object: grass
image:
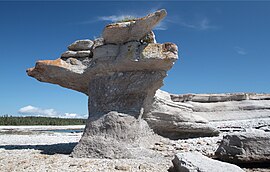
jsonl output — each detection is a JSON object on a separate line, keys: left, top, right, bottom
{"left": 116, "top": 16, "right": 137, "bottom": 23}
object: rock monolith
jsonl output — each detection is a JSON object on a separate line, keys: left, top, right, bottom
{"left": 27, "top": 9, "right": 179, "bottom": 158}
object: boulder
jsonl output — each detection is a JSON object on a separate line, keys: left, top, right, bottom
{"left": 172, "top": 152, "right": 244, "bottom": 172}
{"left": 102, "top": 9, "right": 166, "bottom": 44}
{"left": 215, "top": 130, "right": 270, "bottom": 163}
{"left": 144, "top": 90, "right": 219, "bottom": 139}
{"left": 68, "top": 39, "right": 94, "bottom": 51}
{"left": 27, "top": 9, "right": 178, "bottom": 159}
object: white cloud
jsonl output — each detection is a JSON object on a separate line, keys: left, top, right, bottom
{"left": 177, "top": 17, "right": 216, "bottom": 31}
{"left": 19, "top": 105, "right": 58, "bottom": 117}
{"left": 97, "top": 12, "right": 169, "bottom": 31}
{"left": 64, "top": 113, "right": 83, "bottom": 118}
{"left": 234, "top": 46, "right": 247, "bottom": 55}
{"left": 154, "top": 21, "right": 168, "bottom": 31}
{"left": 18, "top": 105, "right": 86, "bottom": 119}
{"left": 98, "top": 14, "right": 168, "bottom": 30}
{"left": 98, "top": 15, "right": 137, "bottom": 23}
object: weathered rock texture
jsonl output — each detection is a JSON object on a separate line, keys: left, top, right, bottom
{"left": 145, "top": 91, "right": 270, "bottom": 139}
{"left": 27, "top": 9, "right": 179, "bottom": 158}
{"left": 172, "top": 152, "right": 244, "bottom": 172}
{"left": 215, "top": 130, "right": 270, "bottom": 164}
{"left": 146, "top": 90, "right": 219, "bottom": 139}
{"left": 169, "top": 92, "right": 270, "bottom": 132}
{"left": 102, "top": 10, "right": 166, "bottom": 44}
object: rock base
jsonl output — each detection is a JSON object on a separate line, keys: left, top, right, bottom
{"left": 71, "top": 112, "right": 154, "bottom": 159}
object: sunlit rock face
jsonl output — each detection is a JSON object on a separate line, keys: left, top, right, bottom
{"left": 27, "top": 9, "right": 179, "bottom": 158}
{"left": 102, "top": 10, "right": 166, "bottom": 44}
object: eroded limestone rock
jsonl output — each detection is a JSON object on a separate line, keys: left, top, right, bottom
{"left": 27, "top": 41, "right": 177, "bottom": 95}
{"left": 27, "top": 9, "right": 179, "bottom": 159}
{"left": 102, "top": 9, "right": 166, "bottom": 44}
{"left": 61, "top": 50, "right": 92, "bottom": 58}
{"left": 145, "top": 90, "right": 219, "bottom": 139}
{"left": 68, "top": 39, "right": 94, "bottom": 51}
{"left": 169, "top": 92, "right": 270, "bottom": 132}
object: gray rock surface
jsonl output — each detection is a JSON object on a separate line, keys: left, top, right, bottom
{"left": 71, "top": 112, "right": 153, "bottom": 159}
{"left": 145, "top": 90, "right": 219, "bottom": 139}
{"left": 215, "top": 130, "right": 270, "bottom": 163}
{"left": 171, "top": 93, "right": 270, "bottom": 103}
{"left": 68, "top": 39, "right": 94, "bottom": 51}
{"left": 71, "top": 70, "right": 168, "bottom": 158}
{"left": 143, "top": 90, "right": 270, "bottom": 139}
{"left": 169, "top": 92, "right": 270, "bottom": 131}
{"left": 172, "top": 152, "right": 244, "bottom": 172}
{"left": 102, "top": 9, "right": 166, "bottom": 44}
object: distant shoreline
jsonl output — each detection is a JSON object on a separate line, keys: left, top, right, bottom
{"left": 0, "top": 116, "right": 86, "bottom": 126}
{"left": 0, "top": 125, "right": 85, "bottom": 131}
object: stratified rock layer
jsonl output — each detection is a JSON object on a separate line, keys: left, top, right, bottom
{"left": 169, "top": 92, "right": 270, "bottom": 132}
{"left": 145, "top": 90, "right": 219, "bottom": 139}
{"left": 145, "top": 90, "right": 270, "bottom": 139}
{"left": 27, "top": 42, "right": 177, "bottom": 95}
{"left": 102, "top": 9, "right": 166, "bottom": 44}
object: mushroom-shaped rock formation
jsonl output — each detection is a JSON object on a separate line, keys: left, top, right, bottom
{"left": 27, "top": 9, "right": 218, "bottom": 158}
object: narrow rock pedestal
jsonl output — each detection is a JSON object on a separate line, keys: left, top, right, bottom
{"left": 71, "top": 71, "right": 167, "bottom": 158}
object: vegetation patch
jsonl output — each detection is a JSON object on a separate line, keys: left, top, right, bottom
{"left": 0, "top": 115, "right": 86, "bottom": 126}
{"left": 117, "top": 16, "right": 137, "bottom": 23}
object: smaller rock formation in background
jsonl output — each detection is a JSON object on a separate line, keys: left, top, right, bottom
{"left": 169, "top": 92, "right": 270, "bottom": 133}
{"left": 146, "top": 90, "right": 219, "bottom": 139}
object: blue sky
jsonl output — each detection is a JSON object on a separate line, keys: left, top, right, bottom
{"left": 0, "top": 1, "right": 270, "bottom": 118}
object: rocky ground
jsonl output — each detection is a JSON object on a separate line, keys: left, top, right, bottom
{"left": 0, "top": 126, "right": 269, "bottom": 172}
